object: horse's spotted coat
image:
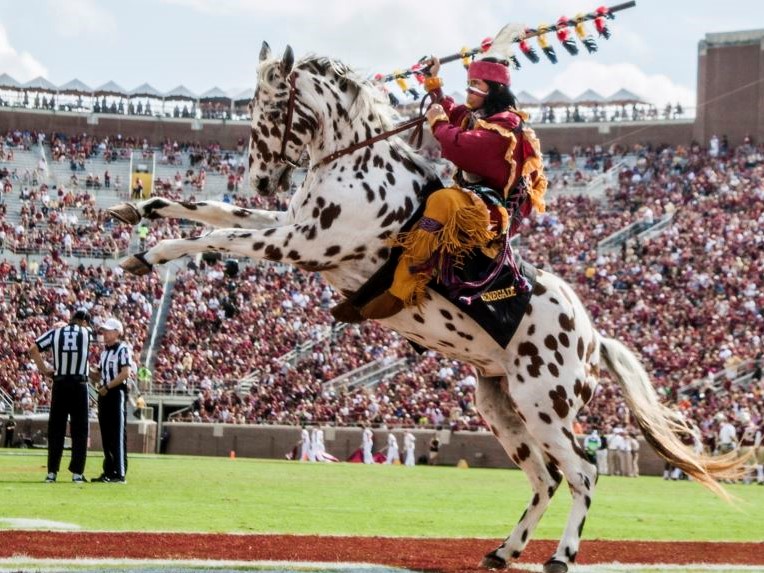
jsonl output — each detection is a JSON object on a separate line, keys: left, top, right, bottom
{"left": 111, "top": 45, "right": 739, "bottom": 573}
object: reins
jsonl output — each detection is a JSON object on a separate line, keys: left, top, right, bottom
{"left": 277, "top": 71, "right": 431, "bottom": 171}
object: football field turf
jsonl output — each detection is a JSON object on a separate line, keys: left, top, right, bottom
{"left": 1, "top": 451, "right": 762, "bottom": 541}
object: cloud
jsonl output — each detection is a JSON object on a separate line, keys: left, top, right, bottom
{"left": 47, "top": 0, "right": 117, "bottom": 39}
{"left": 539, "top": 60, "right": 696, "bottom": 108}
{"left": 0, "top": 22, "right": 47, "bottom": 81}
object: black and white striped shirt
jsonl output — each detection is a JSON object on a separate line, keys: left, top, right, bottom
{"left": 98, "top": 342, "right": 133, "bottom": 389}
{"left": 35, "top": 324, "right": 93, "bottom": 377}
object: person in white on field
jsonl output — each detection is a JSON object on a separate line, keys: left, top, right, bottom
{"left": 362, "top": 425, "right": 374, "bottom": 464}
{"left": 299, "top": 427, "right": 310, "bottom": 461}
{"left": 386, "top": 432, "right": 399, "bottom": 464}
{"left": 404, "top": 430, "right": 416, "bottom": 467}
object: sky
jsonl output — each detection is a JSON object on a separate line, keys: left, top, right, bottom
{"left": 0, "top": 0, "right": 761, "bottom": 109}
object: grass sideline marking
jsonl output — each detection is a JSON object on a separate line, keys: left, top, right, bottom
{"left": 0, "top": 518, "right": 80, "bottom": 530}
{"left": 0, "top": 557, "right": 412, "bottom": 572}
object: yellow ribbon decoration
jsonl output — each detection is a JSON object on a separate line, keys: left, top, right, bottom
{"left": 574, "top": 14, "right": 587, "bottom": 40}
{"left": 537, "top": 24, "right": 550, "bottom": 49}
{"left": 460, "top": 47, "right": 471, "bottom": 69}
{"left": 393, "top": 70, "right": 408, "bottom": 92}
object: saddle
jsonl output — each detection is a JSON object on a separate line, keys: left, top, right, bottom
{"left": 342, "top": 179, "right": 535, "bottom": 349}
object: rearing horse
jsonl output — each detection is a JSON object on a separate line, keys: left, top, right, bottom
{"left": 110, "top": 44, "right": 745, "bottom": 573}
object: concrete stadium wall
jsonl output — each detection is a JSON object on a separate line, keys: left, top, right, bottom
{"left": 0, "top": 108, "right": 247, "bottom": 146}
{"left": 534, "top": 120, "right": 696, "bottom": 153}
{"left": 0, "top": 416, "right": 156, "bottom": 454}
{"left": 159, "top": 423, "right": 669, "bottom": 476}
{"left": 2, "top": 416, "right": 668, "bottom": 475}
{"left": 0, "top": 108, "right": 696, "bottom": 155}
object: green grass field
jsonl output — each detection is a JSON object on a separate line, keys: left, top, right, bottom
{"left": 1, "top": 451, "right": 762, "bottom": 541}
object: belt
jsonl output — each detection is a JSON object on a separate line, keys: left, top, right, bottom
{"left": 53, "top": 375, "right": 88, "bottom": 383}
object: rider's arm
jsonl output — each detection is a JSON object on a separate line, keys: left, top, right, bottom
{"left": 431, "top": 123, "right": 508, "bottom": 178}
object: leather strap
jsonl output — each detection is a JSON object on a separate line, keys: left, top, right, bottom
{"left": 278, "top": 73, "right": 300, "bottom": 168}
{"left": 315, "top": 116, "right": 426, "bottom": 169}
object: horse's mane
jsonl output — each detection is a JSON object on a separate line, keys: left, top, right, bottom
{"left": 258, "top": 55, "right": 397, "bottom": 131}
{"left": 298, "top": 56, "right": 398, "bottom": 131}
{"left": 259, "top": 54, "right": 434, "bottom": 178}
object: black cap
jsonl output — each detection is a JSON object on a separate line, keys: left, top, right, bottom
{"left": 71, "top": 308, "right": 91, "bottom": 324}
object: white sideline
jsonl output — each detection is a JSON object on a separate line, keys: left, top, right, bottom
{"left": 0, "top": 558, "right": 763, "bottom": 573}
{"left": 0, "top": 518, "right": 80, "bottom": 530}
{"left": 0, "top": 557, "right": 412, "bottom": 572}
{"left": 514, "top": 564, "right": 764, "bottom": 573}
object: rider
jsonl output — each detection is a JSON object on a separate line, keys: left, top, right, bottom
{"left": 356, "top": 55, "right": 548, "bottom": 320}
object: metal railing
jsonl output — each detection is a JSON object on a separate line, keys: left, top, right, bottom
{"left": 679, "top": 358, "right": 761, "bottom": 397}
{"left": 0, "top": 387, "right": 13, "bottom": 415}
{"left": 324, "top": 357, "right": 408, "bottom": 392}
{"left": 597, "top": 211, "right": 674, "bottom": 254}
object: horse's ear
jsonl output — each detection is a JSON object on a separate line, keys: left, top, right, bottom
{"left": 281, "top": 45, "right": 294, "bottom": 76}
{"left": 259, "top": 41, "right": 271, "bottom": 62}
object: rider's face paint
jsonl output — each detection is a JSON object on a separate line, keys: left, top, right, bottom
{"left": 466, "top": 79, "right": 489, "bottom": 109}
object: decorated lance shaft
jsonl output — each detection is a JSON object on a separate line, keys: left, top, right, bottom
{"left": 377, "top": 0, "right": 636, "bottom": 84}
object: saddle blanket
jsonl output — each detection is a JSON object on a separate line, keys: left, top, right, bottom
{"left": 429, "top": 249, "right": 536, "bottom": 348}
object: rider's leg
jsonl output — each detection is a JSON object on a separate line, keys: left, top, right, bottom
{"left": 361, "top": 187, "right": 493, "bottom": 320}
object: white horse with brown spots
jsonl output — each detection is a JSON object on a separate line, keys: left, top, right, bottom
{"left": 109, "top": 44, "right": 745, "bottom": 572}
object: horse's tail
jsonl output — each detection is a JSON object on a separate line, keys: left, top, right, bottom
{"left": 598, "top": 335, "right": 748, "bottom": 500}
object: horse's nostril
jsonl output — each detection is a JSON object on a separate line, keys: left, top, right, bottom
{"left": 257, "top": 177, "right": 270, "bottom": 192}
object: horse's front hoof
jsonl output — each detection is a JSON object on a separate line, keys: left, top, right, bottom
{"left": 543, "top": 559, "right": 568, "bottom": 573}
{"left": 120, "top": 253, "right": 152, "bottom": 276}
{"left": 109, "top": 203, "right": 142, "bottom": 226}
{"left": 480, "top": 550, "right": 507, "bottom": 570}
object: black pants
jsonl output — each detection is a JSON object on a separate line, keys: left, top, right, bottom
{"left": 48, "top": 377, "right": 89, "bottom": 474}
{"left": 98, "top": 389, "right": 127, "bottom": 479}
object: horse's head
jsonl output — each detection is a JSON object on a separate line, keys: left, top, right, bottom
{"left": 248, "top": 43, "right": 397, "bottom": 197}
{"left": 248, "top": 42, "right": 312, "bottom": 196}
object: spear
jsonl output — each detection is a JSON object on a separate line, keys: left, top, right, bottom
{"left": 377, "top": 1, "right": 636, "bottom": 84}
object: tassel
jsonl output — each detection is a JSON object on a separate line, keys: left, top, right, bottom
{"left": 410, "top": 63, "right": 425, "bottom": 85}
{"left": 407, "top": 88, "right": 420, "bottom": 100}
{"left": 394, "top": 71, "right": 408, "bottom": 93}
{"left": 388, "top": 92, "right": 400, "bottom": 107}
{"left": 595, "top": 6, "right": 612, "bottom": 39}
{"left": 460, "top": 47, "right": 471, "bottom": 70}
{"left": 480, "top": 37, "right": 493, "bottom": 52}
{"left": 519, "top": 37, "right": 540, "bottom": 63}
{"left": 575, "top": 14, "right": 598, "bottom": 53}
{"left": 556, "top": 17, "right": 579, "bottom": 56}
{"left": 509, "top": 54, "right": 521, "bottom": 70}
{"left": 536, "top": 25, "right": 558, "bottom": 64}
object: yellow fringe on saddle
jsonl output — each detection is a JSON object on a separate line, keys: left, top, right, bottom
{"left": 389, "top": 187, "right": 494, "bottom": 307}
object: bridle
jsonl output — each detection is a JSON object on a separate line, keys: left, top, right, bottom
{"left": 275, "top": 71, "right": 427, "bottom": 171}
{"left": 277, "top": 73, "right": 302, "bottom": 169}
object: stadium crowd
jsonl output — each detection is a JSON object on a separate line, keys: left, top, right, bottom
{"left": 0, "top": 259, "right": 160, "bottom": 413}
{"left": 2, "top": 127, "right": 763, "bottom": 462}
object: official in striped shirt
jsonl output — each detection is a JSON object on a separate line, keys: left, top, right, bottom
{"left": 29, "top": 308, "right": 94, "bottom": 483}
{"left": 89, "top": 318, "right": 133, "bottom": 484}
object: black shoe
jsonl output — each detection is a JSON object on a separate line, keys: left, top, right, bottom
{"left": 45, "top": 472, "right": 57, "bottom": 483}
{"left": 109, "top": 477, "right": 126, "bottom": 484}
{"left": 330, "top": 299, "right": 364, "bottom": 323}
{"left": 360, "top": 291, "right": 404, "bottom": 320}
{"left": 91, "top": 474, "right": 111, "bottom": 483}
{"left": 72, "top": 474, "right": 88, "bottom": 483}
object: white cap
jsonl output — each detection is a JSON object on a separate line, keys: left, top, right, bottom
{"left": 101, "top": 318, "right": 123, "bottom": 334}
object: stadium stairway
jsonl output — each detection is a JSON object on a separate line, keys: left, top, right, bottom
{"left": 322, "top": 356, "right": 409, "bottom": 392}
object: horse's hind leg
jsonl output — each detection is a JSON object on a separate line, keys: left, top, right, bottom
{"left": 510, "top": 376, "right": 598, "bottom": 573}
{"left": 476, "top": 376, "right": 563, "bottom": 570}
